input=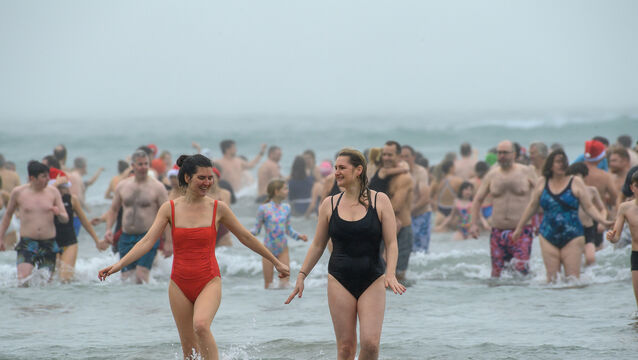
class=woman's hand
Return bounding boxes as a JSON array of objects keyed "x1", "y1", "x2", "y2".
[
  {"x1": 98, "y1": 263, "x2": 122, "y2": 281},
  {"x1": 275, "y1": 261, "x2": 290, "y2": 278},
  {"x1": 511, "y1": 227, "x2": 522, "y2": 242},
  {"x1": 285, "y1": 273, "x2": 306, "y2": 304},
  {"x1": 384, "y1": 274, "x2": 406, "y2": 295}
]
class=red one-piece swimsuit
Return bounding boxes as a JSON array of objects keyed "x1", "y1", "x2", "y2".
[{"x1": 170, "y1": 200, "x2": 221, "y2": 303}]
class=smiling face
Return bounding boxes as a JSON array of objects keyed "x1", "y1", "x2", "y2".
[
  {"x1": 185, "y1": 166, "x2": 214, "y2": 197},
  {"x1": 382, "y1": 144, "x2": 399, "y2": 168},
  {"x1": 334, "y1": 156, "x2": 362, "y2": 188}
]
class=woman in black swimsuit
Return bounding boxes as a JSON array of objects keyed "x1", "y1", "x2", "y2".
[{"x1": 286, "y1": 148, "x2": 405, "y2": 360}]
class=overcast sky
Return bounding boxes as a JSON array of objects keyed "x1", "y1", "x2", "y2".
[{"x1": 1, "y1": 0, "x2": 637, "y2": 119}]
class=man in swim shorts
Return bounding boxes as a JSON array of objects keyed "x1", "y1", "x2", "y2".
[
  {"x1": 0, "y1": 161, "x2": 69, "y2": 284},
  {"x1": 401, "y1": 145, "x2": 432, "y2": 253},
  {"x1": 470, "y1": 140, "x2": 537, "y2": 277},
  {"x1": 383, "y1": 141, "x2": 414, "y2": 280},
  {"x1": 104, "y1": 150, "x2": 171, "y2": 283}
]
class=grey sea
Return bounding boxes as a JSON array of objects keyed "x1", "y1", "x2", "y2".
[{"x1": 1, "y1": 113, "x2": 637, "y2": 359}]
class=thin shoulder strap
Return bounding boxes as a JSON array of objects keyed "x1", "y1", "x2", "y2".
[
  {"x1": 374, "y1": 190, "x2": 379, "y2": 208},
  {"x1": 170, "y1": 200, "x2": 175, "y2": 227},
  {"x1": 335, "y1": 192, "x2": 345, "y2": 209},
  {"x1": 211, "y1": 200, "x2": 218, "y2": 230}
]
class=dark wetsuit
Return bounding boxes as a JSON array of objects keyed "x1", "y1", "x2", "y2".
[
  {"x1": 54, "y1": 193, "x2": 77, "y2": 250},
  {"x1": 368, "y1": 169, "x2": 393, "y2": 194},
  {"x1": 328, "y1": 191, "x2": 385, "y2": 299}
]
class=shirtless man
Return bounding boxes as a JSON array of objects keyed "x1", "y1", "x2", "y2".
[
  {"x1": 609, "y1": 147, "x2": 631, "y2": 195},
  {"x1": 256, "y1": 146, "x2": 283, "y2": 202},
  {"x1": 382, "y1": 141, "x2": 413, "y2": 280},
  {"x1": 583, "y1": 140, "x2": 617, "y2": 212},
  {"x1": 105, "y1": 160, "x2": 131, "y2": 199},
  {"x1": 68, "y1": 157, "x2": 104, "y2": 206},
  {"x1": 104, "y1": 150, "x2": 171, "y2": 283},
  {"x1": 529, "y1": 142, "x2": 548, "y2": 177},
  {"x1": 215, "y1": 139, "x2": 266, "y2": 192},
  {"x1": 617, "y1": 134, "x2": 638, "y2": 167},
  {"x1": 431, "y1": 160, "x2": 464, "y2": 228},
  {"x1": 566, "y1": 163, "x2": 607, "y2": 265},
  {"x1": 454, "y1": 142, "x2": 478, "y2": 180},
  {"x1": 469, "y1": 140, "x2": 537, "y2": 278},
  {"x1": 401, "y1": 145, "x2": 432, "y2": 253},
  {"x1": 53, "y1": 144, "x2": 69, "y2": 171},
  {"x1": 0, "y1": 154, "x2": 21, "y2": 192},
  {"x1": 0, "y1": 161, "x2": 69, "y2": 284},
  {"x1": 0, "y1": 155, "x2": 21, "y2": 249}
]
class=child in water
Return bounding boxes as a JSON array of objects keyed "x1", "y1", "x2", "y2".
[
  {"x1": 252, "y1": 179, "x2": 308, "y2": 288},
  {"x1": 607, "y1": 171, "x2": 638, "y2": 315},
  {"x1": 436, "y1": 181, "x2": 489, "y2": 240}
]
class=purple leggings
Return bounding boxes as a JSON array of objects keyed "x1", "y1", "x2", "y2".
[{"x1": 490, "y1": 225, "x2": 533, "y2": 277}]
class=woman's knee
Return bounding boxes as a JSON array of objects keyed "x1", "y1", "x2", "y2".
[
  {"x1": 337, "y1": 340, "x2": 356, "y2": 358},
  {"x1": 192, "y1": 318, "x2": 212, "y2": 335},
  {"x1": 359, "y1": 339, "x2": 379, "y2": 356}
]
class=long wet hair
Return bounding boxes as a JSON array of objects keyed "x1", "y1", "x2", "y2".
[
  {"x1": 336, "y1": 148, "x2": 369, "y2": 207},
  {"x1": 542, "y1": 149, "x2": 568, "y2": 179},
  {"x1": 176, "y1": 154, "x2": 213, "y2": 188},
  {"x1": 290, "y1": 156, "x2": 307, "y2": 180},
  {"x1": 266, "y1": 179, "x2": 286, "y2": 203}
]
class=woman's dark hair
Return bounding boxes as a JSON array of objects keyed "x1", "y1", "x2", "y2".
[
  {"x1": 291, "y1": 156, "x2": 307, "y2": 180},
  {"x1": 118, "y1": 160, "x2": 129, "y2": 174},
  {"x1": 28, "y1": 160, "x2": 49, "y2": 178},
  {"x1": 542, "y1": 149, "x2": 568, "y2": 179},
  {"x1": 475, "y1": 161, "x2": 489, "y2": 178},
  {"x1": 441, "y1": 160, "x2": 454, "y2": 175},
  {"x1": 458, "y1": 181, "x2": 474, "y2": 199},
  {"x1": 566, "y1": 162, "x2": 588, "y2": 178},
  {"x1": 337, "y1": 148, "x2": 369, "y2": 207},
  {"x1": 176, "y1": 154, "x2": 212, "y2": 188},
  {"x1": 415, "y1": 152, "x2": 428, "y2": 169}
]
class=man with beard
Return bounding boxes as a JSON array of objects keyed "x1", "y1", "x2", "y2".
[{"x1": 469, "y1": 140, "x2": 537, "y2": 278}]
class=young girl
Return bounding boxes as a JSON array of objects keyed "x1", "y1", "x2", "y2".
[
  {"x1": 436, "y1": 181, "x2": 489, "y2": 240},
  {"x1": 252, "y1": 179, "x2": 308, "y2": 288}
]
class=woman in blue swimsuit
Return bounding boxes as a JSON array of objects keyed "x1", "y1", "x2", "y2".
[
  {"x1": 285, "y1": 148, "x2": 405, "y2": 360},
  {"x1": 513, "y1": 150, "x2": 611, "y2": 282}
]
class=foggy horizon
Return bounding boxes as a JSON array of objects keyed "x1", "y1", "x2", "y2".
[{"x1": 1, "y1": 0, "x2": 637, "y2": 120}]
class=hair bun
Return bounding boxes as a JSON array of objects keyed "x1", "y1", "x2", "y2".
[{"x1": 176, "y1": 155, "x2": 189, "y2": 167}]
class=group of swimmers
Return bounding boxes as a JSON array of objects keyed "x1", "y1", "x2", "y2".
[{"x1": 1, "y1": 134, "x2": 638, "y2": 359}]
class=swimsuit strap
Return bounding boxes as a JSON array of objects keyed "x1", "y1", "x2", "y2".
[
  {"x1": 374, "y1": 190, "x2": 379, "y2": 209},
  {"x1": 211, "y1": 200, "x2": 218, "y2": 230},
  {"x1": 170, "y1": 200, "x2": 175, "y2": 234},
  {"x1": 334, "y1": 192, "x2": 345, "y2": 209}
]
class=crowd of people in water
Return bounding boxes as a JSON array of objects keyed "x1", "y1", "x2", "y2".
[{"x1": 1, "y1": 134, "x2": 638, "y2": 360}]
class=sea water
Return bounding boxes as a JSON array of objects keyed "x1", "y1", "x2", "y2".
[{"x1": 0, "y1": 113, "x2": 637, "y2": 359}]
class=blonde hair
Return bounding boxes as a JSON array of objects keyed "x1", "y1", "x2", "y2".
[
  {"x1": 368, "y1": 147, "x2": 382, "y2": 167},
  {"x1": 266, "y1": 179, "x2": 286, "y2": 202}
]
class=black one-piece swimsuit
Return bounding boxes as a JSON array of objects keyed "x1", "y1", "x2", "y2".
[{"x1": 328, "y1": 192, "x2": 385, "y2": 299}]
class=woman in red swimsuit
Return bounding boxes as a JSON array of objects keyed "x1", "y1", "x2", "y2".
[{"x1": 99, "y1": 154, "x2": 289, "y2": 360}]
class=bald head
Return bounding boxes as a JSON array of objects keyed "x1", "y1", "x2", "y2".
[{"x1": 497, "y1": 140, "x2": 514, "y2": 152}]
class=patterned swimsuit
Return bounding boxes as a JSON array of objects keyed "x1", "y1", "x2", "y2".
[
  {"x1": 539, "y1": 177, "x2": 584, "y2": 249},
  {"x1": 251, "y1": 201, "x2": 301, "y2": 256}
]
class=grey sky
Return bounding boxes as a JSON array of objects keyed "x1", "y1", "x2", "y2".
[{"x1": 1, "y1": 0, "x2": 637, "y2": 119}]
